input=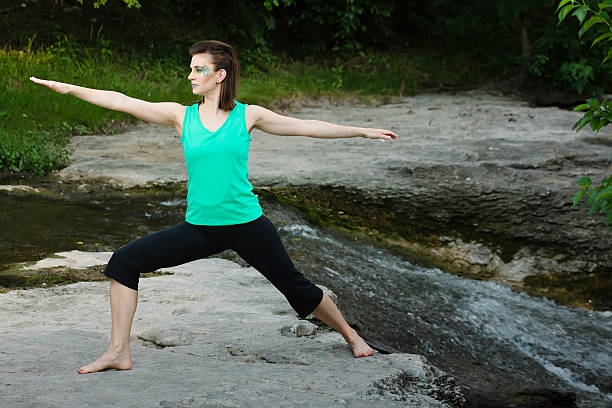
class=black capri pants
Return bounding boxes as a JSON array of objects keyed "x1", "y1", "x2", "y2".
[{"x1": 103, "y1": 214, "x2": 324, "y2": 319}]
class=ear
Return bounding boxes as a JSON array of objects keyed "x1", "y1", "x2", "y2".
[{"x1": 217, "y1": 69, "x2": 227, "y2": 83}]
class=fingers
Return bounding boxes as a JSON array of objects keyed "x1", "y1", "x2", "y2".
[
  {"x1": 362, "y1": 128, "x2": 395, "y2": 140},
  {"x1": 30, "y1": 76, "x2": 52, "y2": 88},
  {"x1": 375, "y1": 129, "x2": 398, "y2": 140},
  {"x1": 30, "y1": 77, "x2": 55, "y2": 87},
  {"x1": 30, "y1": 76, "x2": 65, "y2": 94},
  {"x1": 381, "y1": 129, "x2": 398, "y2": 139}
]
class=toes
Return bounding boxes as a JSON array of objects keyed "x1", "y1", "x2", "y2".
[
  {"x1": 354, "y1": 348, "x2": 373, "y2": 358},
  {"x1": 78, "y1": 363, "x2": 102, "y2": 374}
]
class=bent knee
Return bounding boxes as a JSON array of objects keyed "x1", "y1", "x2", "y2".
[{"x1": 103, "y1": 250, "x2": 140, "y2": 291}]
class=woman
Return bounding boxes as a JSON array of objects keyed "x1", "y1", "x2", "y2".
[{"x1": 30, "y1": 40, "x2": 398, "y2": 374}]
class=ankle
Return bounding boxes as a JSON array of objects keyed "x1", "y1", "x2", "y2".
[
  {"x1": 340, "y1": 326, "x2": 357, "y2": 340},
  {"x1": 108, "y1": 342, "x2": 130, "y2": 355}
]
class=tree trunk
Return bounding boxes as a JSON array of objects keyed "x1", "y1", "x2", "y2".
[{"x1": 517, "y1": 12, "x2": 531, "y2": 87}]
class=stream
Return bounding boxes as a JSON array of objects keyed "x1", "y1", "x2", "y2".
[{"x1": 0, "y1": 187, "x2": 610, "y2": 408}]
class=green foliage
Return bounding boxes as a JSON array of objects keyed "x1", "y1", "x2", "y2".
[
  {"x1": 3, "y1": 0, "x2": 608, "y2": 96},
  {"x1": 497, "y1": 0, "x2": 550, "y2": 22},
  {"x1": 557, "y1": 0, "x2": 612, "y2": 225},
  {"x1": 518, "y1": 1, "x2": 610, "y2": 95},
  {"x1": 526, "y1": 25, "x2": 609, "y2": 94},
  {"x1": 406, "y1": 0, "x2": 611, "y2": 95},
  {"x1": 0, "y1": 127, "x2": 72, "y2": 175},
  {"x1": 572, "y1": 176, "x2": 612, "y2": 225},
  {"x1": 422, "y1": 0, "x2": 506, "y2": 46},
  {"x1": 261, "y1": 0, "x2": 394, "y2": 54},
  {"x1": 75, "y1": 0, "x2": 141, "y2": 8},
  {"x1": 572, "y1": 97, "x2": 612, "y2": 132},
  {"x1": 557, "y1": 58, "x2": 595, "y2": 94},
  {"x1": 556, "y1": 0, "x2": 612, "y2": 58},
  {"x1": 0, "y1": 33, "x2": 193, "y2": 174},
  {"x1": 240, "y1": 48, "x2": 489, "y2": 105}
]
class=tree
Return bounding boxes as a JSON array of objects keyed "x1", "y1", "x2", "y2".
[
  {"x1": 497, "y1": 0, "x2": 553, "y2": 86},
  {"x1": 557, "y1": 0, "x2": 612, "y2": 225}
]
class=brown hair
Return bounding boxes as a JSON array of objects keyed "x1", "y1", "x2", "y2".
[{"x1": 189, "y1": 40, "x2": 239, "y2": 111}]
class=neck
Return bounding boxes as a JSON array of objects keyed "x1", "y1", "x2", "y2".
[{"x1": 200, "y1": 87, "x2": 222, "y2": 112}]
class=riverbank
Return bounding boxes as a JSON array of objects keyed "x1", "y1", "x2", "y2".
[{"x1": 7, "y1": 85, "x2": 609, "y2": 310}]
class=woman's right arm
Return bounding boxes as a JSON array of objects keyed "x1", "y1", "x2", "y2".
[{"x1": 29, "y1": 77, "x2": 184, "y2": 128}]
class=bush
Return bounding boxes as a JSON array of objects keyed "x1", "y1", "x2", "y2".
[{"x1": 0, "y1": 127, "x2": 72, "y2": 175}]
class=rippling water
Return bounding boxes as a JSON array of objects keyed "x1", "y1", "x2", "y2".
[{"x1": 278, "y1": 223, "x2": 612, "y2": 408}]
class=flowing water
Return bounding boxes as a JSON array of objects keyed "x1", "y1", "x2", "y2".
[
  {"x1": 1, "y1": 188, "x2": 610, "y2": 408},
  {"x1": 275, "y1": 218, "x2": 612, "y2": 408}
]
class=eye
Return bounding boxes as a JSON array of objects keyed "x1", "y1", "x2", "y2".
[{"x1": 195, "y1": 66, "x2": 211, "y2": 75}]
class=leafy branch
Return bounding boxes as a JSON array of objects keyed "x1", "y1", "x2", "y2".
[
  {"x1": 557, "y1": 0, "x2": 612, "y2": 225},
  {"x1": 557, "y1": 0, "x2": 612, "y2": 64},
  {"x1": 573, "y1": 175, "x2": 612, "y2": 225}
]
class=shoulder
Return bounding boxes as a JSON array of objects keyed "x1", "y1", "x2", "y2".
[
  {"x1": 174, "y1": 104, "x2": 194, "y2": 136},
  {"x1": 243, "y1": 104, "x2": 270, "y2": 133},
  {"x1": 176, "y1": 104, "x2": 190, "y2": 122},
  {"x1": 232, "y1": 100, "x2": 250, "y2": 110},
  {"x1": 245, "y1": 104, "x2": 273, "y2": 126},
  {"x1": 161, "y1": 102, "x2": 189, "y2": 119},
  {"x1": 245, "y1": 104, "x2": 271, "y2": 119},
  {"x1": 158, "y1": 101, "x2": 188, "y2": 111}
]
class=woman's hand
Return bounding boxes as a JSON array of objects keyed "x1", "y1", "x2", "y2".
[
  {"x1": 29, "y1": 77, "x2": 72, "y2": 95},
  {"x1": 361, "y1": 128, "x2": 398, "y2": 141},
  {"x1": 29, "y1": 76, "x2": 183, "y2": 128},
  {"x1": 248, "y1": 105, "x2": 399, "y2": 140}
]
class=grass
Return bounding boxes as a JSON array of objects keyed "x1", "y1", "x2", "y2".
[
  {"x1": 240, "y1": 47, "x2": 507, "y2": 107},
  {"x1": 1, "y1": 36, "x2": 513, "y2": 175}
]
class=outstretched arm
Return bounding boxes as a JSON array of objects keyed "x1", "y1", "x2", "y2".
[
  {"x1": 29, "y1": 77, "x2": 183, "y2": 128},
  {"x1": 248, "y1": 105, "x2": 398, "y2": 140}
]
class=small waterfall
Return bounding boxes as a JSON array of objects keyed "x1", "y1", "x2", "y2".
[{"x1": 279, "y1": 222, "x2": 612, "y2": 407}]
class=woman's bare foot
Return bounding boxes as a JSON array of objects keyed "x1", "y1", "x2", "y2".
[
  {"x1": 78, "y1": 347, "x2": 132, "y2": 374},
  {"x1": 343, "y1": 327, "x2": 374, "y2": 358}
]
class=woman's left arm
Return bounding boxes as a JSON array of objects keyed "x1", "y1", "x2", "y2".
[{"x1": 248, "y1": 105, "x2": 398, "y2": 140}]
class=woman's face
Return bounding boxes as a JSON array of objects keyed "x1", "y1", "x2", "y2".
[{"x1": 188, "y1": 53, "x2": 221, "y2": 95}]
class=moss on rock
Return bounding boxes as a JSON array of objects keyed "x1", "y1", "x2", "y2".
[{"x1": 0, "y1": 263, "x2": 173, "y2": 291}]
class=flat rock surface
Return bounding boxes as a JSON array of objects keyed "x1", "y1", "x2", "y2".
[
  {"x1": 0, "y1": 251, "x2": 463, "y2": 407},
  {"x1": 57, "y1": 88, "x2": 611, "y2": 193}
]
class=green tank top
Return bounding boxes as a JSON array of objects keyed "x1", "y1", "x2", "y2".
[{"x1": 181, "y1": 101, "x2": 262, "y2": 225}]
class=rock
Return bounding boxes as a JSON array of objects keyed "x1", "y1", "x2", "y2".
[
  {"x1": 531, "y1": 91, "x2": 589, "y2": 107},
  {"x1": 0, "y1": 184, "x2": 40, "y2": 193},
  {"x1": 280, "y1": 321, "x2": 319, "y2": 338},
  {"x1": 23, "y1": 250, "x2": 112, "y2": 270},
  {"x1": 363, "y1": 354, "x2": 465, "y2": 407},
  {"x1": 0, "y1": 251, "x2": 465, "y2": 408},
  {"x1": 463, "y1": 243, "x2": 493, "y2": 266}
]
